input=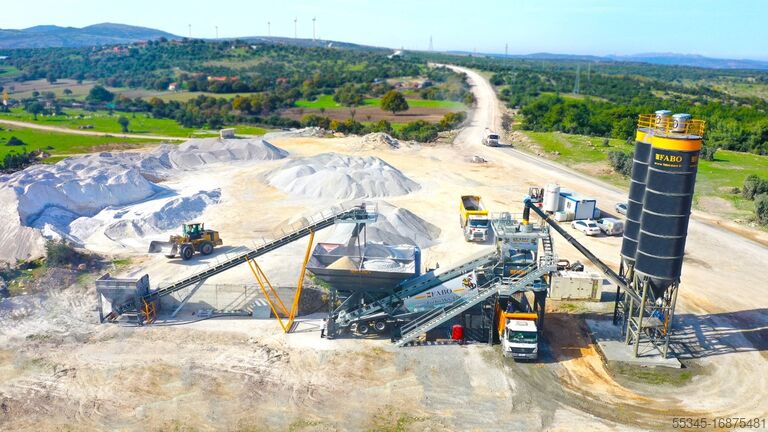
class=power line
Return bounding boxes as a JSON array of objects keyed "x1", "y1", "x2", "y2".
[{"x1": 573, "y1": 64, "x2": 581, "y2": 94}]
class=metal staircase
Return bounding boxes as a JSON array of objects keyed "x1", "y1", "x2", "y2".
[
  {"x1": 115, "y1": 204, "x2": 374, "y2": 315},
  {"x1": 334, "y1": 249, "x2": 499, "y2": 328},
  {"x1": 394, "y1": 261, "x2": 553, "y2": 347}
]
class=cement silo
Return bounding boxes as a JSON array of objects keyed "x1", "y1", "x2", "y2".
[
  {"x1": 617, "y1": 112, "x2": 705, "y2": 358},
  {"x1": 620, "y1": 110, "x2": 670, "y2": 268}
]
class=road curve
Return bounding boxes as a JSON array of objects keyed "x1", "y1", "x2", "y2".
[{"x1": 0, "y1": 119, "x2": 184, "y2": 141}]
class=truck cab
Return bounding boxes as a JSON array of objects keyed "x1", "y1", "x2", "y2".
[
  {"x1": 499, "y1": 311, "x2": 539, "y2": 360},
  {"x1": 465, "y1": 215, "x2": 490, "y2": 241},
  {"x1": 460, "y1": 195, "x2": 490, "y2": 242}
]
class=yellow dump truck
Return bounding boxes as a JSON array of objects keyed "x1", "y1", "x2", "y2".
[
  {"x1": 498, "y1": 311, "x2": 539, "y2": 360},
  {"x1": 459, "y1": 195, "x2": 490, "y2": 242}
]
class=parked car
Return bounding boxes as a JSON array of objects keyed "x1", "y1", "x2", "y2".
[
  {"x1": 571, "y1": 220, "x2": 601, "y2": 236},
  {"x1": 615, "y1": 202, "x2": 628, "y2": 215},
  {"x1": 595, "y1": 218, "x2": 624, "y2": 236}
]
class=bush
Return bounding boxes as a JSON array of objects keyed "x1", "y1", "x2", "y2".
[
  {"x1": 742, "y1": 175, "x2": 768, "y2": 200},
  {"x1": 439, "y1": 111, "x2": 466, "y2": 129},
  {"x1": 607, "y1": 151, "x2": 632, "y2": 176},
  {"x1": 755, "y1": 194, "x2": 768, "y2": 225},
  {"x1": 6, "y1": 136, "x2": 25, "y2": 146},
  {"x1": 501, "y1": 113, "x2": 512, "y2": 132},
  {"x1": 396, "y1": 120, "x2": 439, "y2": 142},
  {"x1": 45, "y1": 239, "x2": 86, "y2": 267},
  {"x1": 301, "y1": 114, "x2": 331, "y2": 130},
  {"x1": 367, "y1": 119, "x2": 393, "y2": 134}
]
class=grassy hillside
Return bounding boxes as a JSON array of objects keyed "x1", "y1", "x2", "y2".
[{"x1": 0, "y1": 127, "x2": 159, "y2": 160}]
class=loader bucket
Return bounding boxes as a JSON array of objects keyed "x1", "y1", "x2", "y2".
[{"x1": 148, "y1": 241, "x2": 178, "y2": 257}]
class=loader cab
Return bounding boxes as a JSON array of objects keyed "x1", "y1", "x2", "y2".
[{"x1": 183, "y1": 223, "x2": 204, "y2": 239}]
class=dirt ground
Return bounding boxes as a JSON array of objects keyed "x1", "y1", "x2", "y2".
[{"x1": 1, "y1": 66, "x2": 767, "y2": 431}]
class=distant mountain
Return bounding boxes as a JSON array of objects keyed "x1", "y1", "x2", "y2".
[
  {"x1": 450, "y1": 50, "x2": 768, "y2": 70},
  {"x1": 0, "y1": 23, "x2": 178, "y2": 49},
  {"x1": 233, "y1": 36, "x2": 385, "y2": 52}
]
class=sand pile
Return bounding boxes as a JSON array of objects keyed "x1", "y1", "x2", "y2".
[
  {"x1": 264, "y1": 127, "x2": 328, "y2": 139},
  {"x1": 323, "y1": 201, "x2": 440, "y2": 248},
  {"x1": 0, "y1": 138, "x2": 287, "y2": 261},
  {"x1": 265, "y1": 153, "x2": 420, "y2": 200}
]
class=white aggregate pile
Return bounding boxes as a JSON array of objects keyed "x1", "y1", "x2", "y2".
[
  {"x1": 265, "y1": 153, "x2": 420, "y2": 200},
  {"x1": 323, "y1": 201, "x2": 441, "y2": 248},
  {"x1": 0, "y1": 138, "x2": 287, "y2": 261}
]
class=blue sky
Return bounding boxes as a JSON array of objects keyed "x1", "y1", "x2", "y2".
[{"x1": 4, "y1": 0, "x2": 767, "y2": 59}]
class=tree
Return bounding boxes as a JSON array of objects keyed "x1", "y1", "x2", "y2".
[
  {"x1": 700, "y1": 145, "x2": 718, "y2": 161},
  {"x1": 501, "y1": 113, "x2": 513, "y2": 132},
  {"x1": 87, "y1": 85, "x2": 115, "y2": 103},
  {"x1": 25, "y1": 101, "x2": 44, "y2": 120},
  {"x1": 607, "y1": 151, "x2": 632, "y2": 176},
  {"x1": 63, "y1": 88, "x2": 73, "y2": 96},
  {"x1": 46, "y1": 72, "x2": 57, "y2": 84},
  {"x1": 334, "y1": 83, "x2": 365, "y2": 107},
  {"x1": 380, "y1": 90, "x2": 409, "y2": 115},
  {"x1": 117, "y1": 116, "x2": 130, "y2": 133}
]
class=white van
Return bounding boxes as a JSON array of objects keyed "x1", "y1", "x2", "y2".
[{"x1": 596, "y1": 218, "x2": 624, "y2": 236}]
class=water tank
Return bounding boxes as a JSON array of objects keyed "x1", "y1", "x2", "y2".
[
  {"x1": 620, "y1": 133, "x2": 652, "y2": 263},
  {"x1": 543, "y1": 183, "x2": 561, "y2": 212},
  {"x1": 671, "y1": 113, "x2": 692, "y2": 133},
  {"x1": 634, "y1": 130, "x2": 702, "y2": 291},
  {"x1": 654, "y1": 109, "x2": 672, "y2": 128}
]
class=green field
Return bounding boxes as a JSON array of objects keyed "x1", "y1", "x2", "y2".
[
  {"x1": 523, "y1": 131, "x2": 768, "y2": 219},
  {"x1": 0, "y1": 126, "x2": 160, "y2": 160},
  {"x1": 294, "y1": 95, "x2": 466, "y2": 110},
  {"x1": 0, "y1": 108, "x2": 266, "y2": 137},
  {"x1": 0, "y1": 65, "x2": 20, "y2": 78}
]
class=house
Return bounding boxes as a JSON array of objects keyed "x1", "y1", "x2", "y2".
[
  {"x1": 220, "y1": 128, "x2": 236, "y2": 139},
  {"x1": 168, "y1": 82, "x2": 180, "y2": 91}
]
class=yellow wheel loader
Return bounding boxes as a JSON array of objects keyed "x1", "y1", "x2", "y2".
[{"x1": 148, "y1": 223, "x2": 223, "y2": 260}]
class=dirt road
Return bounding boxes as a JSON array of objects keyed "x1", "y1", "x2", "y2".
[
  {"x1": 0, "y1": 119, "x2": 184, "y2": 141},
  {"x1": 448, "y1": 63, "x2": 768, "y2": 423}
]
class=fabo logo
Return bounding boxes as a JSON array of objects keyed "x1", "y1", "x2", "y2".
[{"x1": 655, "y1": 154, "x2": 682, "y2": 163}]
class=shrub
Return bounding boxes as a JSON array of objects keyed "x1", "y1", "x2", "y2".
[
  {"x1": 301, "y1": 114, "x2": 331, "y2": 130},
  {"x1": 6, "y1": 136, "x2": 25, "y2": 146},
  {"x1": 396, "y1": 120, "x2": 439, "y2": 142},
  {"x1": 755, "y1": 193, "x2": 768, "y2": 225},
  {"x1": 439, "y1": 111, "x2": 466, "y2": 130},
  {"x1": 367, "y1": 120, "x2": 393, "y2": 134},
  {"x1": 742, "y1": 175, "x2": 768, "y2": 200},
  {"x1": 607, "y1": 151, "x2": 632, "y2": 176},
  {"x1": 45, "y1": 239, "x2": 86, "y2": 267}
]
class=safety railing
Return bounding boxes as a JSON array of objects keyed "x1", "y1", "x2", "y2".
[{"x1": 637, "y1": 114, "x2": 705, "y2": 137}]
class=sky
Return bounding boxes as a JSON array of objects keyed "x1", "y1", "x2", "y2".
[{"x1": 3, "y1": 0, "x2": 767, "y2": 59}]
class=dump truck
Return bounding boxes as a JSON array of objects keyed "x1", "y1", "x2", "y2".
[
  {"x1": 148, "y1": 222, "x2": 223, "y2": 260},
  {"x1": 459, "y1": 195, "x2": 490, "y2": 242},
  {"x1": 482, "y1": 129, "x2": 500, "y2": 146},
  {"x1": 499, "y1": 312, "x2": 539, "y2": 360}
]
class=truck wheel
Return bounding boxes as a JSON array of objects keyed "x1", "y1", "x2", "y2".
[
  {"x1": 374, "y1": 321, "x2": 387, "y2": 332},
  {"x1": 200, "y1": 241, "x2": 214, "y2": 255},
  {"x1": 180, "y1": 245, "x2": 194, "y2": 260},
  {"x1": 358, "y1": 323, "x2": 370, "y2": 335}
]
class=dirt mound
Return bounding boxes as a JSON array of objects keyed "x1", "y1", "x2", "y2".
[
  {"x1": 361, "y1": 133, "x2": 400, "y2": 149},
  {"x1": 265, "y1": 153, "x2": 420, "y2": 200}
]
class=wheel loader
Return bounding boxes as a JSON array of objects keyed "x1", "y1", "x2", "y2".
[{"x1": 148, "y1": 223, "x2": 223, "y2": 260}]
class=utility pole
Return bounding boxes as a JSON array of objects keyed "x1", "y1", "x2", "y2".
[
  {"x1": 294, "y1": 17, "x2": 298, "y2": 39},
  {"x1": 215, "y1": 26, "x2": 219, "y2": 39},
  {"x1": 429, "y1": 35, "x2": 433, "y2": 51},
  {"x1": 267, "y1": 21, "x2": 271, "y2": 36},
  {"x1": 312, "y1": 17, "x2": 316, "y2": 41},
  {"x1": 505, "y1": 43, "x2": 508, "y2": 57},
  {"x1": 573, "y1": 64, "x2": 581, "y2": 95},
  {"x1": 188, "y1": 24, "x2": 192, "y2": 38}
]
